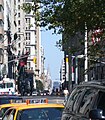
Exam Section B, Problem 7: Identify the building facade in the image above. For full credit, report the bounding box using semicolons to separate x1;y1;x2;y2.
1;0;45;91
0;0;4;77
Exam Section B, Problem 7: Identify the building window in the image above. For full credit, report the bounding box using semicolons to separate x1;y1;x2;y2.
26;18;31;24
18;51;21;56
18;13;20;17
18;43;20;48
25;47;30;53
18;20;20;26
27;62;30;69
18;35;21;40
26;32;31;40
18;28;20;32
18;5;20;10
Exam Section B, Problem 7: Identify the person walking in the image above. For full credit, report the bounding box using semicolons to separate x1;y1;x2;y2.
63;88;69;102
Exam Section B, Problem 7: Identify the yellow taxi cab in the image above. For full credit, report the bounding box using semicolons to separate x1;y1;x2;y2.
2;99;64;120
0;100;26;119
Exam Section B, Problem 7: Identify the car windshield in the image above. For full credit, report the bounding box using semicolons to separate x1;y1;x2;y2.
16;107;63;120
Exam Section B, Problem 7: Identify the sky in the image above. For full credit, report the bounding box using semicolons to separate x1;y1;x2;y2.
41;30;64;81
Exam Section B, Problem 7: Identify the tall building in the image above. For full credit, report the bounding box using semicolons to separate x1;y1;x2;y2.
44;68;52;92
16;0;26;56
2;0;45;90
0;0;4;78
16;0;43;88
4;0;17;78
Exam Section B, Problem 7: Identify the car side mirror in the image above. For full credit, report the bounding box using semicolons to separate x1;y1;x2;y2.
89;109;105;119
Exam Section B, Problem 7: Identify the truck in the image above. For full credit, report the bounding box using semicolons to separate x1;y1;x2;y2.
0;78;16;95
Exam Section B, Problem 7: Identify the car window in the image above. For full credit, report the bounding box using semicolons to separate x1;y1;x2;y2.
64;87;84;112
8;109;16;120
78;88;98;116
97;91;105;115
1;107;10;117
16;107;63;120
2;109;13;120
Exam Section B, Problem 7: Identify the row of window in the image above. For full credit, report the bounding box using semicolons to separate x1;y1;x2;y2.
18;32;31;40
18;18;31;24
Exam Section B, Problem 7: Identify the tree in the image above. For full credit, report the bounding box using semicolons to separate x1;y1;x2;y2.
22;0;105;63
22;0;105;34
36;80;44;91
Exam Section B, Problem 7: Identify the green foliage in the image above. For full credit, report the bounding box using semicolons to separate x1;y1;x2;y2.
36;80;44;91
22;0;105;34
22;0;105;49
22;0;105;58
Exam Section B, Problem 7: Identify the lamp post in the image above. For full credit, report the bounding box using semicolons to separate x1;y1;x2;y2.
75;55;85;84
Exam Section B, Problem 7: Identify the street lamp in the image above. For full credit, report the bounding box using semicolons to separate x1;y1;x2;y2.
75;54;85;84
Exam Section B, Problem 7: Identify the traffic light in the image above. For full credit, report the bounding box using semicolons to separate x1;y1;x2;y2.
22;52;29;65
17;52;29;71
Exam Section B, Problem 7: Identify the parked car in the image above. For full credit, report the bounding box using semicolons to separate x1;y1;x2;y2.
2;102;64;120
61;80;105;120
32;91;38;96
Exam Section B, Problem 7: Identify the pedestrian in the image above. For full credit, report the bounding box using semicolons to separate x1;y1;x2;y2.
63;88;69;102
9;89;12;95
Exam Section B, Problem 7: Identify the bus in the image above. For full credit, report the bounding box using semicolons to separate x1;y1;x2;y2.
0;78;16;95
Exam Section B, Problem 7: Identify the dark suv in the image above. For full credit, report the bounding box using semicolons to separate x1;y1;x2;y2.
61;81;105;120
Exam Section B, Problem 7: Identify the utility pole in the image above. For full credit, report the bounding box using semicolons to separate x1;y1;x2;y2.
75;57;78;84
84;23;88;82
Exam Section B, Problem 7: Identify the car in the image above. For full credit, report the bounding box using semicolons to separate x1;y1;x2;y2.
32;91;38;96
0;95;23;105
43;90;50;95
0;98;49;119
2;100;64;120
61;80;105;120
0;101;26;120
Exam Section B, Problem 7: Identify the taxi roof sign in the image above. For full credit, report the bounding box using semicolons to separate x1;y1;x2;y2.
28;98;48;104
10;98;48;104
26;98;48;104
